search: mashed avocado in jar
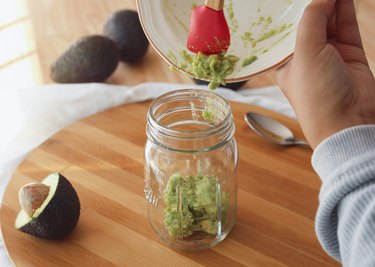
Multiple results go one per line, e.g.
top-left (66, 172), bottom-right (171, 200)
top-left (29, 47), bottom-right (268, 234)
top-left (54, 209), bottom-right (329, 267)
top-left (163, 174), bottom-right (229, 238)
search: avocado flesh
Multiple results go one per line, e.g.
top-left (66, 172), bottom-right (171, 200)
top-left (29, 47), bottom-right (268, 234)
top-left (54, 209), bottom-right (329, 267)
top-left (15, 173), bottom-right (80, 239)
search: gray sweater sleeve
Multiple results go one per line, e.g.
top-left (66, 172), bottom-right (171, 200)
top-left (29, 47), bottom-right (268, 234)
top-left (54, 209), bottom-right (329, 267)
top-left (312, 125), bottom-right (375, 267)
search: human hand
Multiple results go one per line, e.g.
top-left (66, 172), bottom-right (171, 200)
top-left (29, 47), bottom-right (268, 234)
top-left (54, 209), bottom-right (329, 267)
top-left (276, 0), bottom-right (375, 149)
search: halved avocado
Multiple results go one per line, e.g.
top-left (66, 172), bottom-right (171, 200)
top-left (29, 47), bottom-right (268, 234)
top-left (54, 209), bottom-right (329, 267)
top-left (15, 173), bottom-right (81, 239)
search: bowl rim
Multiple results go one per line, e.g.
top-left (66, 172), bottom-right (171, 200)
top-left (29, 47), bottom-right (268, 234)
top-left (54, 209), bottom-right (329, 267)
top-left (136, 0), bottom-right (295, 83)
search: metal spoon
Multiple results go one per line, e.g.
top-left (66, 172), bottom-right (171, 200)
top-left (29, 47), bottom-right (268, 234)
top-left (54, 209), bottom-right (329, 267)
top-left (244, 112), bottom-right (310, 147)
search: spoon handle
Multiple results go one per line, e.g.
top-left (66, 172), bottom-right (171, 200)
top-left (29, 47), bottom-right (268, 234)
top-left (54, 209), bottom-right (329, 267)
top-left (205, 0), bottom-right (224, 11)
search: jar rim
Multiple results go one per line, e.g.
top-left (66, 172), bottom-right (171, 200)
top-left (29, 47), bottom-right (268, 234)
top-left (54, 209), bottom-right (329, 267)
top-left (147, 89), bottom-right (233, 138)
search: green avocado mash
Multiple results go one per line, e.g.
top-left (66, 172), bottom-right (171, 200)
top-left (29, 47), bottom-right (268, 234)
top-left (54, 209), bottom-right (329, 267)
top-left (181, 50), bottom-right (239, 89)
top-left (225, 0), bottom-right (238, 33)
top-left (202, 109), bottom-right (214, 121)
top-left (242, 55), bottom-right (258, 67)
top-left (163, 174), bottom-right (229, 238)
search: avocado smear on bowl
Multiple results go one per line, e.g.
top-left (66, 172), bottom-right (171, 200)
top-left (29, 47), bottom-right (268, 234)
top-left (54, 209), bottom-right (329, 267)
top-left (163, 174), bottom-right (229, 238)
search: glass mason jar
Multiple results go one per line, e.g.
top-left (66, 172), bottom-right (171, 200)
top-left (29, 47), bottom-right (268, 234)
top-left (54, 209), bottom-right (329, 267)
top-left (144, 89), bottom-right (238, 251)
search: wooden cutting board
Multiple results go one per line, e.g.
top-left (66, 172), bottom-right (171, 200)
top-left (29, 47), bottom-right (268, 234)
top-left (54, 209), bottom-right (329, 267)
top-left (1, 101), bottom-right (339, 267)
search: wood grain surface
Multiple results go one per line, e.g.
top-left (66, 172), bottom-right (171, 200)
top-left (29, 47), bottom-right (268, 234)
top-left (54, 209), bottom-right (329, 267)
top-left (1, 101), bottom-right (339, 267)
top-left (1, 0), bottom-right (374, 266)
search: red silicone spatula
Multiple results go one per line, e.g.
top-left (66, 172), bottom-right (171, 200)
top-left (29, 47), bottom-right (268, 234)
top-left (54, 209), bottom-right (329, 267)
top-left (187, 0), bottom-right (230, 55)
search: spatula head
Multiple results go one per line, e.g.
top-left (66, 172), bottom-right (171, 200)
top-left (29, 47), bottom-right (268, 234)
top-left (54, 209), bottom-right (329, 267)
top-left (187, 5), bottom-right (230, 54)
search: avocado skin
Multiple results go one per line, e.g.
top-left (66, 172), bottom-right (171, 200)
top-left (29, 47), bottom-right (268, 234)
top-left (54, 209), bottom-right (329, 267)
top-left (19, 173), bottom-right (80, 239)
top-left (51, 35), bottom-right (120, 83)
top-left (103, 10), bottom-right (149, 63)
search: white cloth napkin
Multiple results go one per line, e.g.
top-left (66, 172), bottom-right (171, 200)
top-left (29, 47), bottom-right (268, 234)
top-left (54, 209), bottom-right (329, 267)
top-left (0, 82), bottom-right (293, 266)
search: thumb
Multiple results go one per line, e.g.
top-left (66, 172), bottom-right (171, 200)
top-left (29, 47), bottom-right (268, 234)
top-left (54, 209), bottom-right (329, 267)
top-left (295, 0), bottom-right (335, 56)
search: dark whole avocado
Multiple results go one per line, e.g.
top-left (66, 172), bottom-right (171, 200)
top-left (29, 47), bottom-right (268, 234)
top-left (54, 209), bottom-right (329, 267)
top-left (15, 173), bottom-right (81, 239)
top-left (103, 9), bottom-right (149, 63)
top-left (192, 78), bottom-right (248, 90)
top-left (50, 35), bottom-right (120, 83)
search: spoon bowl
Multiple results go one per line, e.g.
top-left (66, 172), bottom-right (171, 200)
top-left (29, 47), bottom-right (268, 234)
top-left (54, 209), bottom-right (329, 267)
top-left (244, 112), bottom-right (309, 147)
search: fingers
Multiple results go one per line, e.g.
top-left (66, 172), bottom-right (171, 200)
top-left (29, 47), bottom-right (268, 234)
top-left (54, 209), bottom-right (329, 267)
top-left (335, 0), bottom-right (363, 48)
top-left (327, 6), bottom-right (336, 40)
top-left (295, 0), bottom-right (333, 57)
top-left (276, 0), bottom-right (330, 88)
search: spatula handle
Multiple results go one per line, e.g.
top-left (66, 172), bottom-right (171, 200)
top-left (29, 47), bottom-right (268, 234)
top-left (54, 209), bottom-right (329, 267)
top-left (205, 0), bottom-right (224, 11)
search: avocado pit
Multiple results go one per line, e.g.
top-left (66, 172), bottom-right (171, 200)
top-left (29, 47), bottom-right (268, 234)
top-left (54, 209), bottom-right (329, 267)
top-left (19, 182), bottom-right (50, 217)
